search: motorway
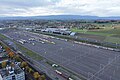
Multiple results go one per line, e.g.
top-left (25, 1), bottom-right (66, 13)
top-left (1, 29), bottom-right (120, 80)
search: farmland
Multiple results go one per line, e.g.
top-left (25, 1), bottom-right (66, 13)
top-left (71, 25), bottom-right (120, 44)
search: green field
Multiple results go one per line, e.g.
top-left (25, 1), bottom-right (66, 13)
top-left (71, 27), bottom-right (120, 44)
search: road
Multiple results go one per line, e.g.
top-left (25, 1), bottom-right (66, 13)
top-left (1, 29), bottom-right (120, 80)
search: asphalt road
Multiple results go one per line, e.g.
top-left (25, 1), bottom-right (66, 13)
top-left (2, 29), bottom-right (120, 80)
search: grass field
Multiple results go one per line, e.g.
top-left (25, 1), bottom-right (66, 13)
top-left (16, 43), bottom-right (43, 61)
top-left (71, 26), bottom-right (120, 44)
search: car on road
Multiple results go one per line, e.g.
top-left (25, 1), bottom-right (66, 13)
top-left (52, 64), bottom-right (58, 67)
top-left (32, 43), bottom-right (35, 45)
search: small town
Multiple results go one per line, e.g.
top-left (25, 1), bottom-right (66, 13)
top-left (0, 41), bottom-right (47, 80)
top-left (0, 0), bottom-right (120, 80)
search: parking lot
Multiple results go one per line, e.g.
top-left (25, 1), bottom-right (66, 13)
top-left (2, 29), bottom-right (120, 80)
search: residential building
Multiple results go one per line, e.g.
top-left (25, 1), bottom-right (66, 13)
top-left (0, 61), bottom-right (25, 80)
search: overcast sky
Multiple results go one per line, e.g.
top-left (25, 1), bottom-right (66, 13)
top-left (0, 0), bottom-right (120, 17)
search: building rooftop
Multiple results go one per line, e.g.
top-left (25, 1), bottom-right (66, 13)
top-left (0, 63), bottom-right (23, 77)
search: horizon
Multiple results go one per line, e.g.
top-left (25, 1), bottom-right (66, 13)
top-left (0, 14), bottom-right (100, 17)
top-left (0, 0), bottom-right (120, 17)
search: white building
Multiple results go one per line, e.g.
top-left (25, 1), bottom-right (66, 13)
top-left (41, 28), bottom-right (72, 35)
top-left (0, 65), bottom-right (25, 80)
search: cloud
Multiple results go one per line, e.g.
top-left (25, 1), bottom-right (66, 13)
top-left (0, 0), bottom-right (120, 17)
top-left (53, 0), bottom-right (120, 16)
top-left (0, 0), bottom-right (59, 8)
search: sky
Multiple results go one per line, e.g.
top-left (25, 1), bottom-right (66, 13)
top-left (0, 0), bottom-right (120, 17)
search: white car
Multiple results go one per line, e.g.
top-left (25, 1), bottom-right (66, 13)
top-left (52, 64), bottom-right (58, 67)
top-left (32, 43), bottom-right (35, 45)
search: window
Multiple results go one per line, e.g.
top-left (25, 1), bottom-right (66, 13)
top-left (12, 75), bottom-right (16, 80)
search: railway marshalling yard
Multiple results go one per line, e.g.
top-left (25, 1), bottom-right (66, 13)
top-left (1, 29), bottom-right (120, 80)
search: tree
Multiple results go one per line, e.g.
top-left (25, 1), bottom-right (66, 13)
top-left (5, 47), bottom-right (11, 52)
top-left (10, 62), bottom-right (15, 67)
top-left (25, 66), bottom-right (29, 72)
top-left (41, 75), bottom-right (46, 80)
top-left (28, 67), bottom-right (34, 74)
top-left (15, 55), bottom-right (21, 62)
top-left (8, 52), bottom-right (14, 58)
top-left (2, 61), bottom-right (7, 68)
top-left (21, 61), bottom-right (27, 68)
top-left (33, 72), bottom-right (40, 80)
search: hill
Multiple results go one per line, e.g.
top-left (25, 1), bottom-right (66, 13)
top-left (0, 15), bottom-right (120, 20)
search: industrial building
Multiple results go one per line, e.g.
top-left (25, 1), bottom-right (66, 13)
top-left (40, 28), bottom-right (76, 35)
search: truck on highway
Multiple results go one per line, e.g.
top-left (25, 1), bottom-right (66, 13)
top-left (55, 70), bottom-right (62, 75)
top-left (18, 40), bottom-right (24, 44)
top-left (55, 70), bottom-right (74, 80)
top-left (21, 39), bottom-right (27, 43)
